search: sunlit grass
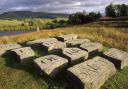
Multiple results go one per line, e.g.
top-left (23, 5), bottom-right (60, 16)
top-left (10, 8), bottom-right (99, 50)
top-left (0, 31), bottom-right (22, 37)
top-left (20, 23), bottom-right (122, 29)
top-left (0, 18), bottom-right (68, 31)
top-left (0, 24), bottom-right (127, 51)
top-left (101, 66), bottom-right (128, 89)
top-left (0, 20), bottom-right (23, 26)
top-left (0, 23), bottom-right (128, 89)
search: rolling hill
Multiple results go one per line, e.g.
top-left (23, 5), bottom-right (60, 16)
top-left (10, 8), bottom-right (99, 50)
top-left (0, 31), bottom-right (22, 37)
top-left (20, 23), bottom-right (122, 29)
top-left (0, 11), bottom-right (69, 19)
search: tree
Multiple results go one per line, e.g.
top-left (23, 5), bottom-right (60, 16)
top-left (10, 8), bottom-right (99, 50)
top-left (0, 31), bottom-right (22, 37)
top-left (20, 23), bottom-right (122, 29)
top-left (115, 5), bottom-right (121, 16)
top-left (28, 21), bottom-right (34, 26)
top-left (106, 4), bottom-right (128, 17)
top-left (105, 4), bottom-right (116, 17)
top-left (68, 11), bottom-right (101, 24)
top-left (97, 12), bottom-right (102, 18)
top-left (68, 12), bottom-right (85, 24)
top-left (120, 4), bottom-right (128, 16)
top-left (89, 12), bottom-right (102, 20)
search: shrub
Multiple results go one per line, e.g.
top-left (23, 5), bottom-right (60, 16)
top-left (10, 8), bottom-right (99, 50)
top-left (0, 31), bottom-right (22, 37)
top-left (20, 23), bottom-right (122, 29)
top-left (68, 12), bottom-right (101, 24)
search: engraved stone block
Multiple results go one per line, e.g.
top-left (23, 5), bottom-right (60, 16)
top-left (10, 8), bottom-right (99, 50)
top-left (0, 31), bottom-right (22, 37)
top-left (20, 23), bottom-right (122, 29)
top-left (66, 39), bottom-right (90, 47)
top-left (103, 48), bottom-right (128, 69)
top-left (41, 41), bottom-right (66, 53)
top-left (10, 47), bottom-right (35, 62)
top-left (0, 44), bottom-right (21, 56)
top-left (26, 38), bottom-right (58, 46)
top-left (67, 56), bottom-right (116, 89)
top-left (56, 34), bottom-right (78, 42)
top-left (62, 48), bottom-right (88, 65)
top-left (80, 42), bottom-right (103, 56)
top-left (34, 55), bottom-right (68, 77)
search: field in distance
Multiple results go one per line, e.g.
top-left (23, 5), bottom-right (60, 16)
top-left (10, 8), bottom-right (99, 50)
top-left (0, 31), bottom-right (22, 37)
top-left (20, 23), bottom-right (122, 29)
top-left (0, 18), bottom-right (68, 31)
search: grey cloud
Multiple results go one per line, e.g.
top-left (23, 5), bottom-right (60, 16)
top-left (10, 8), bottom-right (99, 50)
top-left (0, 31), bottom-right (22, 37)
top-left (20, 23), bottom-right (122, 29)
top-left (0, 0), bottom-right (127, 14)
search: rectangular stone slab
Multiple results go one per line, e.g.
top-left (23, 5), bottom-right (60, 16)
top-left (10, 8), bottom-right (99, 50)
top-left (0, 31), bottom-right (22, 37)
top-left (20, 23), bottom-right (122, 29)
top-left (10, 47), bottom-right (35, 62)
top-left (0, 44), bottom-right (21, 56)
top-left (34, 55), bottom-right (68, 77)
top-left (66, 39), bottom-right (90, 47)
top-left (80, 42), bottom-right (103, 53)
top-left (26, 38), bottom-right (58, 45)
top-left (67, 56), bottom-right (116, 89)
top-left (41, 41), bottom-right (66, 53)
top-left (56, 34), bottom-right (78, 42)
top-left (103, 48), bottom-right (128, 69)
top-left (62, 48), bottom-right (88, 65)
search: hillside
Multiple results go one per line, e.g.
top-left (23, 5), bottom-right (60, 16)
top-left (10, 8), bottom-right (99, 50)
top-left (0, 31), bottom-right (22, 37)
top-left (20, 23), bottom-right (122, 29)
top-left (0, 11), bottom-right (69, 20)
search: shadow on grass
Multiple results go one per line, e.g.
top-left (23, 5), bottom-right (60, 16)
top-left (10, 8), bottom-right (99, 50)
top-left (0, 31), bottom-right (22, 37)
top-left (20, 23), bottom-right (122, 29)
top-left (2, 51), bottom-right (74, 89)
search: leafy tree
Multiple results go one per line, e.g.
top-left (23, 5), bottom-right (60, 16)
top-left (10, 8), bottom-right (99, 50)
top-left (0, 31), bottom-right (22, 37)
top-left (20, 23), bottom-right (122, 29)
top-left (106, 4), bottom-right (128, 17)
top-left (97, 12), bottom-right (102, 18)
top-left (89, 12), bottom-right (102, 20)
top-left (120, 4), bottom-right (128, 16)
top-left (28, 21), bottom-right (34, 26)
top-left (68, 13), bottom-right (83, 24)
top-left (105, 4), bottom-right (116, 17)
top-left (68, 11), bottom-right (101, 24)
top-left (115, 5), bottom-right (121, 16)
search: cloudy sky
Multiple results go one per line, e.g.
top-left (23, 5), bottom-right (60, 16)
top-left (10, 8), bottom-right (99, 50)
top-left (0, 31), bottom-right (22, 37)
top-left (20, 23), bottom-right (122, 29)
top-left (0, 0), bottom-right (127, 14)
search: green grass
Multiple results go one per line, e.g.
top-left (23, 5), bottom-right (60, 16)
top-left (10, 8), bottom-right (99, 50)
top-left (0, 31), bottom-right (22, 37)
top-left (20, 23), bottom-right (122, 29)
top-left (0, 18), bottom-right (68, 31)
top-left (0, 20), bottom-right (33, 31)
top-left (101, 67), bottom-right (128, 89)
top-left (0, 23), bottom-right (128, 89)
top-left (0, 20), bottom-right (23, 26)
top-left (0, 53), bottom-right (72, 89)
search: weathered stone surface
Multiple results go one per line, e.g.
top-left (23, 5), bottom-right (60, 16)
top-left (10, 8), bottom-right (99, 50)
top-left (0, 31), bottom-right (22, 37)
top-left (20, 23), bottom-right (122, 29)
top-left (10, 47), bottom-right (35, 62)
top-left (41, 41), bottom-right (66, 53)
top-left (80, 42), bottom-right (103, 53)
top-left (103, 48), bottom-right (128, 69)
top-left (56, 34), bottom-right (78, 42)
top-left (62, 48), bottom-right (88, 65)
top-left (67, 56), bottom-right (116, 89)
top-left (26, 38), bottom-right (58, 45)
top-left (66, 39), bottom-right (90, 47)
top-left (0, 44), bottom-right (21, 56)
top-left (34, 55), bottom-right (68, 77)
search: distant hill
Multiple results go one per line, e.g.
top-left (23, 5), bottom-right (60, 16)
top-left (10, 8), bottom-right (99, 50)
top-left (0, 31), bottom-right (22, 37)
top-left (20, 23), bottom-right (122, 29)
top-left (0, 11), bottom-right (69, 20)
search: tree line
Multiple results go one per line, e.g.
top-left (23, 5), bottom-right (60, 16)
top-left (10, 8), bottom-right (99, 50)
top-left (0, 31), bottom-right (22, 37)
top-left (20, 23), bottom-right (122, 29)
top-left (68, 4), bottom-right (128, 24)
top-left (106, 4), bottom-right (128, 17)
top-left (68, 11), bottom-right (101, 24)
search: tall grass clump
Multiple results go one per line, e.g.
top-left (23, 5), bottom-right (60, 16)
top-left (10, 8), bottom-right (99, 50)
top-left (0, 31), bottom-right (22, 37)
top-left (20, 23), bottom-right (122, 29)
top-left (0, 24), bottom-right (127, 51)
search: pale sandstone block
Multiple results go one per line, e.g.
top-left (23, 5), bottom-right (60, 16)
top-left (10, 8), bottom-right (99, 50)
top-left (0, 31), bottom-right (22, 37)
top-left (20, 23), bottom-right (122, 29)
top-left (67, 56), bottom-right (116, 89)
top-left (103, 48), bottom-right (128, 69)
top-left (34, 55), bottom-right (68, 77)
top-left (66, 39), bottom-right (90, 47)
top-left (56, 34), bottom-right (78, 42)
top-left (62, 48), bottom-right (88, 65)
top-left (10, 47), bottom-right (35, 62)
top-left (0, 44), bottom-right (21, 56)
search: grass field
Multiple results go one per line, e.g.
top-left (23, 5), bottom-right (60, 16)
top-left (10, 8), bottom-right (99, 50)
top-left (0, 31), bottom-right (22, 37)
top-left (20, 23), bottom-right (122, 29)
top-left (0, 20), bottom-right (23, 26)
top-left (0, 23), bottom-right (128, 89)
top-left (0, 18), bottom-right (67, 31)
